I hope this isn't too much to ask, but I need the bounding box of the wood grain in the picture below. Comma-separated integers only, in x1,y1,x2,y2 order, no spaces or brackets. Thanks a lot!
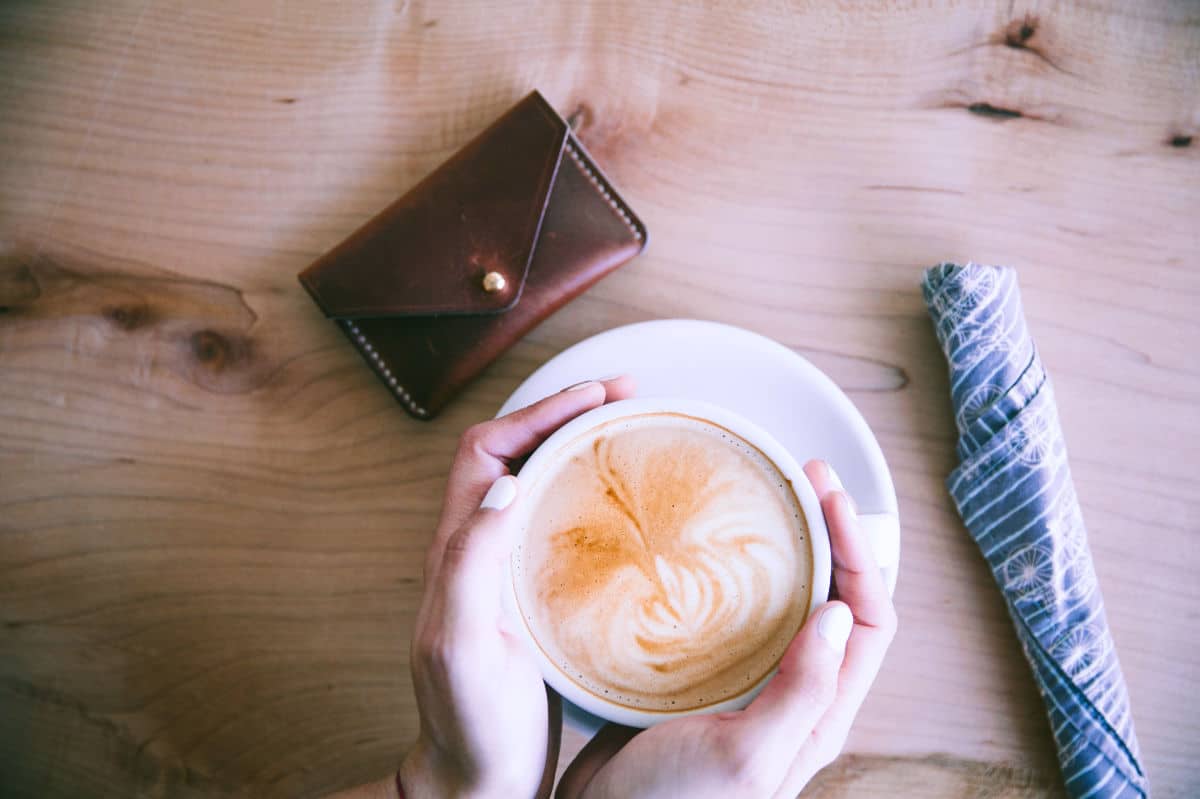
2,1,1197,796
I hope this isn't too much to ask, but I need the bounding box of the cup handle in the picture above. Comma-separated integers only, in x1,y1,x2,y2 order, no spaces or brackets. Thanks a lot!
855,512,900,596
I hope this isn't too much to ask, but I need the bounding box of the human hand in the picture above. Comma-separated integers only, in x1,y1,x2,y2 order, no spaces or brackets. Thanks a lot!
556,459,897,799
399,377,636,799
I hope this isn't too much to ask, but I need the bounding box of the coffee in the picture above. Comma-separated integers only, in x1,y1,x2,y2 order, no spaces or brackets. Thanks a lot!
513,412,814,712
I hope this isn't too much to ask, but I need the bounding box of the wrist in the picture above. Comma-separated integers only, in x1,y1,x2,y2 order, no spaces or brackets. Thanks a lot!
401,736,493,799
399,737,458,799
399,736,528,799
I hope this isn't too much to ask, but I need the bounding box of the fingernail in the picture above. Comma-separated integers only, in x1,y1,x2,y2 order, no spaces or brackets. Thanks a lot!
838,490,858,519
817,603,853,652
825,462,845,491
825,464,857,517
596,374,622,382
480,475,518,510
564,380,599,392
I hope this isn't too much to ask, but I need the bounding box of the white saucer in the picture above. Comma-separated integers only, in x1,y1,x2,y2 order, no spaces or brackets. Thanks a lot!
497,319,900,730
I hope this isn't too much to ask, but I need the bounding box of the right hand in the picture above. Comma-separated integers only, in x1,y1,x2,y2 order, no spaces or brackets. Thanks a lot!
556,460,898,799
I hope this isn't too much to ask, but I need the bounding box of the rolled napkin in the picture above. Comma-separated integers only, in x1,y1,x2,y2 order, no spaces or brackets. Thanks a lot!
922,263,1148,798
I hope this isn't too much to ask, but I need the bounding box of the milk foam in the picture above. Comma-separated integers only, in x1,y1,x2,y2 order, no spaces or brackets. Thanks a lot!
514,412,813,712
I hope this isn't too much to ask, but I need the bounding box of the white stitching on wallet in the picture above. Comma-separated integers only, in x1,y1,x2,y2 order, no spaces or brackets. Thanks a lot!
344,140,638,419
564,140,644,241
342,320,429,417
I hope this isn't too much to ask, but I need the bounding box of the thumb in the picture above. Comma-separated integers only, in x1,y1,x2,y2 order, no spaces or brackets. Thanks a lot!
555,723,640,799
737,601,853,757
438,475,522,625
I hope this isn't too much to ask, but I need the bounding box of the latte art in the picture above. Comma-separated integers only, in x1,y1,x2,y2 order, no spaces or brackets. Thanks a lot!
514,413,812,711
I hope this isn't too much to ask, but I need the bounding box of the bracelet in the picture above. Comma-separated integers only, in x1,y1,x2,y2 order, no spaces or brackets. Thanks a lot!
395,769,406,799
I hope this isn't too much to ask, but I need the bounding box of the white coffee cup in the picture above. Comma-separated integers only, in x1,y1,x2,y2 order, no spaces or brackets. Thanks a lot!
504,397,833,728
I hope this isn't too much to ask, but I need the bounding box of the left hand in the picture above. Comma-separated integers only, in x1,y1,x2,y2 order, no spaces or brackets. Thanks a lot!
399,377,636,799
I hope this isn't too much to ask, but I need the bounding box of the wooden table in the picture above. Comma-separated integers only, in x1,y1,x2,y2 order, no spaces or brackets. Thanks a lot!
2,1,1197,796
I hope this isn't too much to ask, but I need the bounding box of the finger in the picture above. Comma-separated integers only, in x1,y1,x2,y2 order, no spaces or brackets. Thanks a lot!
802,459,854,512
804,461,893,630
824,492,894,632
768,466,898,799
598,373,636,401
536,686,564,799
768,615,890,799
769,637,880,799
555,723,641,799
736,602,853,766
770,748,825,799
507,376,637,475
803,460,896,711
803,459,841,602
809,480,896,742
434,475,522,632
563,374,636,403
437,376,635,538
482,375,635,464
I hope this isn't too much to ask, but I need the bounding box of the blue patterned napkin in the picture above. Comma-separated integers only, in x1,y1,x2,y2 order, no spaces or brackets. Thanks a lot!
922,263,1148,798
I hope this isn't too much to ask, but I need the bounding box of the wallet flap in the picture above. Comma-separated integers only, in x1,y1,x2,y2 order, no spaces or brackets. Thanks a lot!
299,91,567,318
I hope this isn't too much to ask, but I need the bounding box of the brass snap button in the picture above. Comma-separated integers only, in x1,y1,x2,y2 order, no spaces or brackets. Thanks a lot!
481,271,506,294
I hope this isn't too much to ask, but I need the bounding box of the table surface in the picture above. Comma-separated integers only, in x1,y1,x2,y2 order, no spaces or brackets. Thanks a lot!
2,1,1197,797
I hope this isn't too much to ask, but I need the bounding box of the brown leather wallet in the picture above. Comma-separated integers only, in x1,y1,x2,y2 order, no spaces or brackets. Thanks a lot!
298,90,647,420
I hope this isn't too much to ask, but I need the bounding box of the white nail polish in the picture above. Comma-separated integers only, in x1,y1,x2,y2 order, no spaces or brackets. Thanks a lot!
564,380,598,392
818,604,853,652
480,475,518,510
